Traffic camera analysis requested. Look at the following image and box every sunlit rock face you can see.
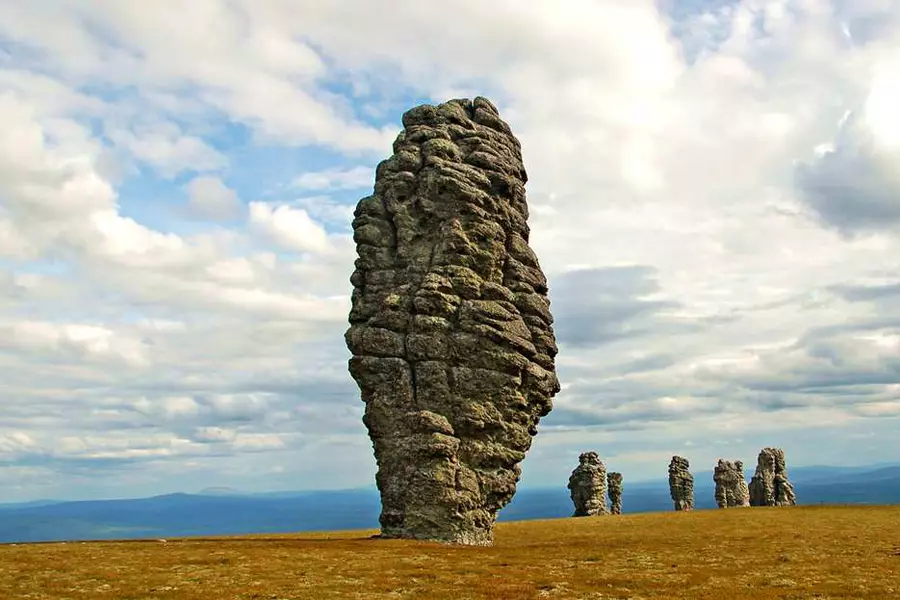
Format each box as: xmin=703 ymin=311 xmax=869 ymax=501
xmin=668 ymin=456 xmax=694 ymax=512
xmin=568 ymin=452 xmax=609 ymax=517
xmin=714 ymin=459 xmax=750 ymax=508
xmin=607 ymin=471 xmax=623 ymax=515
xmin=346 ymin=97 xmax=560 ymax=546
xmin=749 ymin=447 xmax=797 ymax=507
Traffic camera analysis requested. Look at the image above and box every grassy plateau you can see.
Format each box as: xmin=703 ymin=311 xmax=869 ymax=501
xmin=1 ymin=505 xmax=898 ymax=599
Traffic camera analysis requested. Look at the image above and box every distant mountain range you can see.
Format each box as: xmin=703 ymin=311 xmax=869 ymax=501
xmin=1 ymin=463 xmax=898 ymax=544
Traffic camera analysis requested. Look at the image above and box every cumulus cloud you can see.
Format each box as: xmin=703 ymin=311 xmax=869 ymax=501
xmin=106 ymin=121 xmax=228 ymax=179
xmin=1 ymin=0 xmax=900 ymax=502
xmin=184 ymin=175 xmax=241 ymax=220
xmin=248 ymin=202 xmax=330 ymax=254
xmin=795 ymin=110 xmax=900 ymax=236
xmin=829 ymin=281 xmax=900 ymax=302
xmin=550 ymin=266 xmax=681 ymax=348
xmin=293 ymin=166 xmax=374 ymax=191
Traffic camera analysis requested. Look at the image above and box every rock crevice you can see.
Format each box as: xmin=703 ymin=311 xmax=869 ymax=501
xmin=346 ymin=97 xmax=560 ymax=546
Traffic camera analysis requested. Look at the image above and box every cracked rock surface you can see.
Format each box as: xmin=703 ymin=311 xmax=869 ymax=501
xmin=668 ymin=456 xmax=694 ymax=512
xmin=568 ymin=452 xmax=609 ymax=517
xmin=714 ymin=459 xmax=751 ymax=508
xmin=749 ymin=447 xmax=797 ymax=507
xmin=607 ymin=471 xmax=623 ymax=515
xmin=346 ymin=97 xmax=560 ymax=546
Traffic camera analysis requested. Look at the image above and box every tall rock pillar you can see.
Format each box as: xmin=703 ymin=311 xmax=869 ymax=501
xmin=346 ymin=97 xmax=560 ymax=545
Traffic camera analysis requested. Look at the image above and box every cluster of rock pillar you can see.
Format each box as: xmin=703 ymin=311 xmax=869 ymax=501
xmin=567 ymin=452 xmax=623 ymax=516
xmin=714 ymin=449 xmax=798 ymax=508
xmin=664 ymin=449 xmax=797 ymax=510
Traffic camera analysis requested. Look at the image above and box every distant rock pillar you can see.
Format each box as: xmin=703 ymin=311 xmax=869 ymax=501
xmin=607 ymin=472 xmax=623 ymax=515
xmin=568 ymin=452 xmax=609 ymax=516
xmin=749 ymin=447 xmax=797 ymax=507
xmin=668 ymin=456 xmax=694 ymax=511
xmin=714 ymin=458 xmax=751 ymax=508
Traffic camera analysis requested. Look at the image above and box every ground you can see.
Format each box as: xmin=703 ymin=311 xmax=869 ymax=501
xmin=1 ymin=505 xmax=898 ymax=599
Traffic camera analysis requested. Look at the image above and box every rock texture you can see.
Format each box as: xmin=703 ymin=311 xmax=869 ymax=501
xmin=668 ymin=456 xmax=694 ymax=512
xmin=713 ymin=459 xmax=751 ymax=508
xmin=346 ymin=97 xmax=560 ymax=546
xmin=607 ymin=472 xmax=623 ymax=515
xmin=749 ymin=447 xmax=797 ymax=507
xmin=568 ymin=452 xmax=609 ymax=517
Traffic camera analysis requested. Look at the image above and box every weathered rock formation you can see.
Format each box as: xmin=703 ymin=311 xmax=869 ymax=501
xmin=668 ymin=455 xmax=694 ymax=511
xmin=713 ymin=459 xmax=750 ymax=508
xmin=568 ymin=452 xmax=608 ymax=517
xmin=346 ymin=97 xmax=560 ymax=546
xmin=749 ymin=447 xmax=797 ymax=507
xmin=607 ymin=472 xmax=623 ymax=515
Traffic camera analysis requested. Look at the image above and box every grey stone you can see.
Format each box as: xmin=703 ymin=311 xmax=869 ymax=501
xmin=668 ymin=455 xmax=694 ymax=512
xmin=749 ymin=447 xmax=797 ymax=507
xmin=568 ymin=452 xmax=608 ymax=517
xmin=607 ymin=471 xmax=623 ymax=515
xmin=346 ymin=97 xmax=560 ymax=546
xmin=713 ymin=459 xmax=750 ymax=508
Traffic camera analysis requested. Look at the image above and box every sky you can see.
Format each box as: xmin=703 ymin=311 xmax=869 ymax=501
xmin=1 ymin=0 xmax=899 ymax=503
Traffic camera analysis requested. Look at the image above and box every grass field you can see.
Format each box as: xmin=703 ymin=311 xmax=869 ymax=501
xmin=1 ymin=505 xmax=898 ymax=599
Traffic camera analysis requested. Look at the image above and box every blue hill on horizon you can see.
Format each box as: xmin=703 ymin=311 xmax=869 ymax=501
xmin=1 ymin=463 xmax=898 ymax=544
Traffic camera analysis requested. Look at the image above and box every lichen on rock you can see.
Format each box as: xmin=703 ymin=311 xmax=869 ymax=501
xmin=749 ymin=447 xmax=797 ymax=507
xmin=713 ymin=459 xmax=750 ymax=508
xmin=607 ymin=471 xmax=623 ymax=515
xmin=568 ymin=452 xmax=609 ymax=517
xmin=668 ymin=456 xmax=694 ymax=511
xmin=346 ymin=97 xmax=560 ymax=546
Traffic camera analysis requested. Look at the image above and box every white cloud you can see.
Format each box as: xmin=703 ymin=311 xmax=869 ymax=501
xmin=185 ymin=175 xmax=241 ymax=220
xmin=864 ymin=59 xmax=900 ymax=151
xmin=232 ymin=433 xmax=286 ymax=451
xmin=193 ymin=426 xmax=237 ymax=443
xmin=1 ymin=319 xmax=149 ymax=367
xmin=795 ymin=96 xmax=900 ymax=235
xmin=248 ymin=201 xmax=330 ymax=254
xmin=1 ymin=0 xmax=900 ymax=502
xmin=106 ymin=121 xmax=227 ymax=178
xmin=293 ymin=166 xmax=373 ymax=191
xmin=0 ymin=0 xmax=398 ymax=153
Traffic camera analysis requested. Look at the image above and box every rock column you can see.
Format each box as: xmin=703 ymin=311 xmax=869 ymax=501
xmin=346 ymin=97 xmax=560 ymax=546
xmin=607 ymin=471 xmax=623 ymax=515
xmin=568 ymin=452 xmax=608 ymax=517
xmin=668 ymin=456 xmax=694 ymax=511
xmin=713 ymin=459 xmax=750 ymax=508
xmin=749 ymin=447 xmax=797 ymax=507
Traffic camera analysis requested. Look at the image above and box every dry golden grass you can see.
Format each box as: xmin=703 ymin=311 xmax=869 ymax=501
xmin=1 ymin=505 xmax=898 ymax=599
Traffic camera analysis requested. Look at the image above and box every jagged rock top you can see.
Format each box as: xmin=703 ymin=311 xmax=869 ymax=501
xmin=346 ymin=97 xmax=560 ymax=546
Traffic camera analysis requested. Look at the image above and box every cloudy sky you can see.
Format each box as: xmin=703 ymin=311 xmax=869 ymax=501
xmin=1 ymin=0 xmax=899 ymax=503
